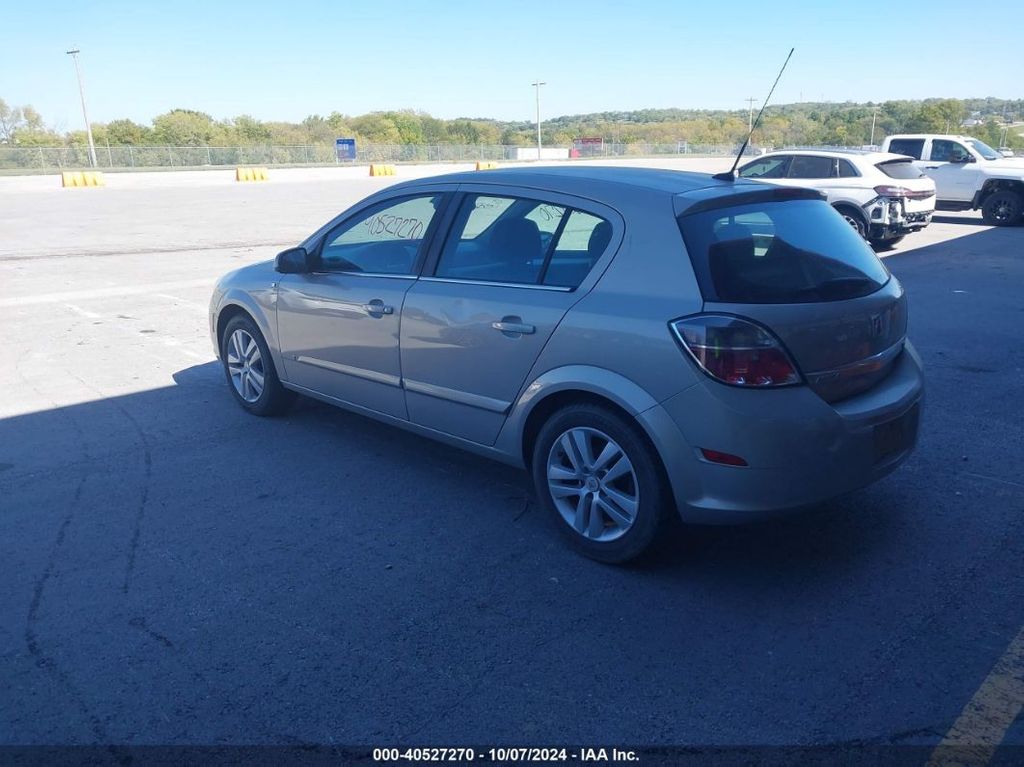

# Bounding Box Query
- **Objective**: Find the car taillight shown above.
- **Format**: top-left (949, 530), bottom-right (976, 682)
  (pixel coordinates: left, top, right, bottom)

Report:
top-left (670, 315), bottom-right (801, 387)
top-left (874, 185), bottom-right (912, 198)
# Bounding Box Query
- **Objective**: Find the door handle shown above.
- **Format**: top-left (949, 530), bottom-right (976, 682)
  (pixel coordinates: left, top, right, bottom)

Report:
top-left (362, 300), bottom-right (394, 315)
top-left (924, 165), bottom-right (939, 169)
top-left (492, 320), bottom-right (535, 335)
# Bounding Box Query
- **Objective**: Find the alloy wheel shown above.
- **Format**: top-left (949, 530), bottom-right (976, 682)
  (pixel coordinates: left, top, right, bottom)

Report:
top-left (841, 213), bottom-right (865, 236)
top-left (991, 200), bottom-right (1014, 224)
top-left (226, 328), bottom-right (265, 403)
top-left (546, 427), bottom-right (640, 542)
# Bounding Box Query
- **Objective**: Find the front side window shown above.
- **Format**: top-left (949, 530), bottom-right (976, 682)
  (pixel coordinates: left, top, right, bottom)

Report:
top-left (887, 138), bottom-right (925, 160)
top-left (677, 199), bottom-right (890, 304)
top-left (930, 140), bottom-right (970, 163)
top-left (738, 156), bottom-right (791, 179)
top-left (435, 194), bottom-right (609, 288)
top-left (787, 155), bottom-right (835, 179)
top-left (319, 194), bottom-right (442, 274)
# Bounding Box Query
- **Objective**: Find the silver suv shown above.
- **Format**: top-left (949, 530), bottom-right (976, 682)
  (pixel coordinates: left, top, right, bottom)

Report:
top-left (211, 167), bottom-right (924, 562)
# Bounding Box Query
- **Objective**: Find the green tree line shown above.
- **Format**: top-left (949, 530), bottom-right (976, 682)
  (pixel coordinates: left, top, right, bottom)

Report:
top-left (2, 97), bottom-right (1022, 150)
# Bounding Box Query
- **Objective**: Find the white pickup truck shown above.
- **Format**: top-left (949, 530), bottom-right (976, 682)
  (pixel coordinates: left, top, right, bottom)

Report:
top-left (881, 134), bottom-right (1024, 225)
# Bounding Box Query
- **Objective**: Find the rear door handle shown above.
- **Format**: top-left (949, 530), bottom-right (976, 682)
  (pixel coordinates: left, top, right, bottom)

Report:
top-left (362, 300), bottom-right (394, 315)
top-left (492, 320), bottom-right (535, 335)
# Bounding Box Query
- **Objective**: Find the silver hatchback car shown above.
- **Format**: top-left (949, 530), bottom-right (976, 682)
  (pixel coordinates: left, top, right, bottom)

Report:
top-left (210, 167), bottom-right (923, 562)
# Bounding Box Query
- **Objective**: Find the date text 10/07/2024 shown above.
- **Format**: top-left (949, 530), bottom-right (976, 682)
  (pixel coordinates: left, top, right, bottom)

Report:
top-left (373, 747), bottom-right (640, 762)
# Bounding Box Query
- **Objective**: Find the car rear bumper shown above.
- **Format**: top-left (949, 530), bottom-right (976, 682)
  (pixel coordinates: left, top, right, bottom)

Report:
top-left (638, 341), bottom-right (924, 524)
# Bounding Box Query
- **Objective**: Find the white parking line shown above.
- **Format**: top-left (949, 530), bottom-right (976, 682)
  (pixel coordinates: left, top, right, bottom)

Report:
top-left (155, 293), bottom-right (210, 312)
top-left (0, 279), bottom-right (214, 308)
top-left (64, 303), bottom-right (103, 319)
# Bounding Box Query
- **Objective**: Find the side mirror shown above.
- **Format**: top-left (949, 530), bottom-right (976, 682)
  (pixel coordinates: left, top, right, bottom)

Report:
top-left (275, 246), bottom-right (311, 274)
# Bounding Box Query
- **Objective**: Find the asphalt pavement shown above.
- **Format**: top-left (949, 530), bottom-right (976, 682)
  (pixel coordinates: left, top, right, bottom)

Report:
top-left (1, 169), bottom-right (1022, 755)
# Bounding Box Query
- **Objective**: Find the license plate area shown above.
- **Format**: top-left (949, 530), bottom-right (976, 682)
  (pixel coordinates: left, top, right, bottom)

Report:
top-left (873, 403), bottom-right (920, 463)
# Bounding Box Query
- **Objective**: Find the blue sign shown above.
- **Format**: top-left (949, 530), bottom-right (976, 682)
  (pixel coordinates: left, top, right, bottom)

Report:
top-left (335, 138), bottom-right (356, 161)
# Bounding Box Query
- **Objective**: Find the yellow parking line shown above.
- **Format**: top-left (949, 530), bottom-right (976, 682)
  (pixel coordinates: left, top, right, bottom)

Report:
top-left (928, 625), bottom-right (1024, 766)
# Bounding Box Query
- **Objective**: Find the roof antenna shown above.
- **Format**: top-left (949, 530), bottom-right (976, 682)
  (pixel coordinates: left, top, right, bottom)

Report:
top-left (713, 47), bottom-right (795, 181)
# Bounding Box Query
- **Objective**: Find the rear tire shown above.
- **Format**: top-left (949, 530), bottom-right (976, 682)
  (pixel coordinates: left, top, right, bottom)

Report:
top-left (220, 314), bottom-right (296, 416)
top-left (981, 191), bottom-right (1023, 226)
top-left (531, 403), bottom-right (673, 564)
top-left (835, 205), bottom-right (868, 239)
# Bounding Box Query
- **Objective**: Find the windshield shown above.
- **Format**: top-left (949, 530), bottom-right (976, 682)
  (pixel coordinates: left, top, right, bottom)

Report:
top-left (966, 138), bottom-right (1002, 160)
top-left (677, 200), bottom-right (890, 304)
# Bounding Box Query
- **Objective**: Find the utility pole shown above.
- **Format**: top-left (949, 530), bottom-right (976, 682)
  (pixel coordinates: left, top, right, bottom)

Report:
top-left (745, 97), bottom-right (757, 133)
top-left (870, 106), bottom-right (879, 148)
top-left (66, 48), bottom-right (98, 168)
top-left (532, 79), bottom-right (546, 160)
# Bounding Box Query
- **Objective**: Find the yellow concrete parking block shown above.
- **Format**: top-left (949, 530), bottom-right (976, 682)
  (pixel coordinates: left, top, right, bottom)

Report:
top-left (235, 166), bottom-right (269, 182)
top-left (61, 170), bottom-right (105, 187)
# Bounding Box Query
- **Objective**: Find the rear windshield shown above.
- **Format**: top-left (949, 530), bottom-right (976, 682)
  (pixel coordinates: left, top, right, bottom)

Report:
top-left (876, 160), bottom-right (926, 179)
top-left (887, 138), bottom-right (925, 159)
top-left (677, 200), bottom-right (890, 304)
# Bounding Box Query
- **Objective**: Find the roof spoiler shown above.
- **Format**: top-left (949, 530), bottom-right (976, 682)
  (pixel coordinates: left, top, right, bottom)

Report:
top-left (675, 185), bottom-right (825, 217)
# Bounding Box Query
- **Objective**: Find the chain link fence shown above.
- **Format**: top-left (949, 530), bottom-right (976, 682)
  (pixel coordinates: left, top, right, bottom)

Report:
top-left (0, 142), bottom-right (762, 173)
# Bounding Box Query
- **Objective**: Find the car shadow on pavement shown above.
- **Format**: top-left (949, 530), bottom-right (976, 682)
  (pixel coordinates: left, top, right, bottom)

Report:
top-left (5, 221), bottom-right (1019, 605)
top-left (170, 361), bottom-right (900, 580)
top-left (0, 359), bottom-right (913, 603)
top-left (180, 362), bottom-right (909, 573)
top-left (5, 222), bottom-right (1024, 748)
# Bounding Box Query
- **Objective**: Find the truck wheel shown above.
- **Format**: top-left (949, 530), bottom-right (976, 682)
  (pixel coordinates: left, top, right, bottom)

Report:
top-left (981, 191), bottom-right (1023, 226)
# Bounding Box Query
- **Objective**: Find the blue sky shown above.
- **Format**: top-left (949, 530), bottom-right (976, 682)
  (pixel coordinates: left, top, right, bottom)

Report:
top-left (3, 0), bottom-right (1020, 129)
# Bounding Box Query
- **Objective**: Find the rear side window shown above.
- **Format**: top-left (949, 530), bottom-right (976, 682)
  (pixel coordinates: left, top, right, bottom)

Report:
top-left (876, 160), bottom-right (926, 179)
top-left (787, 156), bottom-right (834, 179)
top-left (887, 139), bottom-right (925, 160)
top-left (435, 194), bottom-right (609, 288)
top-left (543, 210), bottom-right (611, 288)
top-left (677, 200), bottom-right (890, 304)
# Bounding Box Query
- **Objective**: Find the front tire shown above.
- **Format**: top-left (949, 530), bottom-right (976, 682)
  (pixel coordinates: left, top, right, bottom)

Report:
top-left (220, 314), bottom-right (295, 416)
top-left (981, 191), bottom-right (1023, 226)
top-left (531, 403), bottom-right (672, 563)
